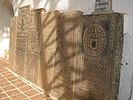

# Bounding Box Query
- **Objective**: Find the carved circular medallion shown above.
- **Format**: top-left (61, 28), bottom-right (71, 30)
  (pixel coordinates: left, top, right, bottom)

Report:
top-left (83, 24), bottom-right (106, 56)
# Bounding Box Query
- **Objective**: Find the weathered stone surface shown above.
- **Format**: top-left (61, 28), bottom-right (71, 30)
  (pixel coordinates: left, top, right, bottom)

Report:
top-left (9, 17), bottom-right (17, 72)
top-left (9, 5), bottom-right (123, 100)
top-left (39, 10), bottom-right (59, 93)
top-left (74, 13), bottom-right (123, 100)
top-left (15, 6), bottom-right (45, 84)
top-left (52, 11), bottom-right (83, 99)
top-left (15, 5), bottom-right (30, 77)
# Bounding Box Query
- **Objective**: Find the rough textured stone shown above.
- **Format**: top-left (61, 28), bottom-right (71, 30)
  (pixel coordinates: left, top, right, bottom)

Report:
top-left (39, 10), bottom-right (59, 93)
top-left (74, 13), bottom-right (123, 100)
top-left (9, 5), bottom-right (123, 100)
top-left (15, 6), bottom-right (46, 84)
top-left (15, 5), bottom-right (30, 77)
top-left (52, 11), bottom-right (83, 100)
top-left (9, 17), bottom-right (17, 72)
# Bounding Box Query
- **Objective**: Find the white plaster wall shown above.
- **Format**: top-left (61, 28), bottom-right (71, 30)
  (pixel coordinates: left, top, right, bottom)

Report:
top-left (7, 0), bottom-right (133, 100)
top-left (10, 0), bottom-right (95, 16)
top-left (112, 1), bottom-right (133, 100)
top-left (0, 0), bottom-right (13, 57)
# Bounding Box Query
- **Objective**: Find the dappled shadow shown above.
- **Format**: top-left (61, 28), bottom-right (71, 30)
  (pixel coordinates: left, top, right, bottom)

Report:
top-left (39, 9), bottom-right (94, 99)
top-left (8, 1), bottom-right (123, 100)
top-left (52, 15), bottom-right (80, 99)
top-left (39, 11), bottom-right (59, 93)
top-left (8, 1), bottom-right (100, 100)
top-left (39, 9), bottom-right (109, 99)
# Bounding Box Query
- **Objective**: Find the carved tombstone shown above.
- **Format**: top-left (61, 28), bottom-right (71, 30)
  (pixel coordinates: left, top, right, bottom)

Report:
top-left (9, 5), bottom-right (123, 100)
top-left (39, 10), bottom-right (59, 93)
top-left (15, 6), bottom-right (29, 77)
top-left (74, 13), bottom-right (123, 100)
top-left (15, 6), bottom-right (44, 84)
top-left (52, 11), bottom-right (83, 99)
top-left (24, 9), bottom-right (42, 84)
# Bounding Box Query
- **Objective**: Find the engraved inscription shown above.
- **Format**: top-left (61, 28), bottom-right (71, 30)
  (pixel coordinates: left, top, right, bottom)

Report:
top-left (10, 6), bottom-right (123, 100)
top-left (83, 24), bottom-right (107, 56)
top-left (79, 58), bottom-right (106, 98)
top-left (95, 0), bottom-right (111, 11)
top-left (27, 12), bottom-right (39, 55)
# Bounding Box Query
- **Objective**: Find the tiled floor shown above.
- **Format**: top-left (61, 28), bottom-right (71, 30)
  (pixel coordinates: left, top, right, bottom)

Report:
top-left (0, 58), bottom-right (53, 100)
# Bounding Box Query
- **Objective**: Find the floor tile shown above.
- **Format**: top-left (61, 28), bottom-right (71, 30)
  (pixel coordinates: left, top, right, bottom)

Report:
top-left (0, 58), bottom-right (53, 100)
